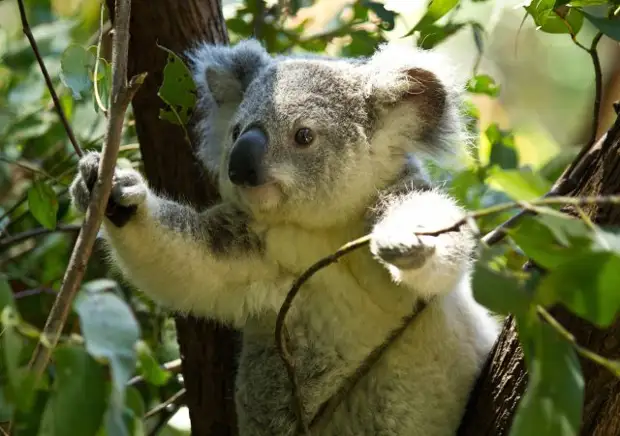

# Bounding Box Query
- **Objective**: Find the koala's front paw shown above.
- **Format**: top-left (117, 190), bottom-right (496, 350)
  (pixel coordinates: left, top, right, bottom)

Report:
top-left (370, 221), bottom-right (436, 270)
top-left (69, 152), bottom-right (147, 227)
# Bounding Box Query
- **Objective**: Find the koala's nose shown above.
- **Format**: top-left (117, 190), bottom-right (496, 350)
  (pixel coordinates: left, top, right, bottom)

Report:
top-left (228, 128), bottom-right (269, 187)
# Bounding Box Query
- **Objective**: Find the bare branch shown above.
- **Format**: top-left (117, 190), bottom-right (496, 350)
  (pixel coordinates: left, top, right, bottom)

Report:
top-left (0, 224), bottom-right (80, 251)
top-left (128, 358), bottom-right (183, 386)
top-left (15, 0), bottom-right (83, 157)
top-left (26, 0), bottom-right (143, 385)
top-left (144, 388), bottom-right (187, 419)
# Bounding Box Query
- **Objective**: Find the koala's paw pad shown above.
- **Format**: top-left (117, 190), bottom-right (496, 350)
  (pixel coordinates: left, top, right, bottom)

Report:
top-left (370, 226), bottom-right (436, 270)
top-left (69, 151), bottom-right (147, 227)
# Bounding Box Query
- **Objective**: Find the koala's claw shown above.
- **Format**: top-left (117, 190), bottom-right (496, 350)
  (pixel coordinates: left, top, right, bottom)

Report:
top-left (370, 228), bottom-right (436, 270)
top-left (69, 151), bottom-right (147, 228)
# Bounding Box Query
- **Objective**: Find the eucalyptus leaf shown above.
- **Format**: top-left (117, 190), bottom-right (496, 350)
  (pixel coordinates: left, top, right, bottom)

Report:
top-left (467, 74), bottom-right (500, 97)
top-left (136, 341), bottom-right (172, 387)
top-left (486, 167), bottom-right (551, 201)
top-left (28, 180), bottom-right (59, 230)
top-left (582, 11), bottom-right (620, 42)
top-left (60, 44), bottom-right (96, 100)
top-left (39, 346), bottom-right (107, 436)
top-left (510, 319), bottom-right (583, 436)
top-left (157, 44), bottom-right (197, 128)
top-left (472, 263), bottom-right (531, 316)
top-left (537, 252), bottom-right (620, 327)
top-left (405, 0), bottom-right (460, 36)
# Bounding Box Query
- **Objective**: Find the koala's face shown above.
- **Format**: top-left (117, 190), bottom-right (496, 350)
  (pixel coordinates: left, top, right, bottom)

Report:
top-left (218, 60), bottom-right (381, 225)
top-left (191, 40), bottom-right (465, 228)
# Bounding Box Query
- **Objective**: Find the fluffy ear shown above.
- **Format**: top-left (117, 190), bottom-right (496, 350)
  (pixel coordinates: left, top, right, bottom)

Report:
top-left (188, 39), bottom-right (271, 105)
top-left (185, 39), bottom-right (271, 179)
top-left (362, 43), bottom-right (468, 159)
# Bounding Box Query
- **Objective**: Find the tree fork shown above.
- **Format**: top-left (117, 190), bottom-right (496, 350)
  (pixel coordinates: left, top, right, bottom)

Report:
top-left (458, 115), bottom-right (620, 435)
top-left (103, 0), bottom-right (238, 434)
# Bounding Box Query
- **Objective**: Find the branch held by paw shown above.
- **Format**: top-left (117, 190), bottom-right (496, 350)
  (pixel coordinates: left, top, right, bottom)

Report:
top-left (27, 0), bottom-right (144, 385)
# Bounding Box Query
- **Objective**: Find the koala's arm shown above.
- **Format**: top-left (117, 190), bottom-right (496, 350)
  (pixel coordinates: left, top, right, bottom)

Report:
top-left (369, 169), bottom-right (475, 300)
top-left (70, 153), bottom-right (290, 326)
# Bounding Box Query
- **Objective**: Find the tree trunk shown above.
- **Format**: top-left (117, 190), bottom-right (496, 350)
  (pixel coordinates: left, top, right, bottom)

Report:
top-left (104, 1), bottom-right (238, 435)
top-left (458, 117), bottom-right (620, 435)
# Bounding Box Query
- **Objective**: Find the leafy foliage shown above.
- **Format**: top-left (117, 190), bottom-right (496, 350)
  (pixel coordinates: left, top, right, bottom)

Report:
top-left (2, 0), bottom-right (620, 435)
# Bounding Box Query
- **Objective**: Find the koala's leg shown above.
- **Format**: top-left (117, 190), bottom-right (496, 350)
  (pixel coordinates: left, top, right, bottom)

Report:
top-left (369, 188), bottom-right (475, 300)
top-left (70, 152), bottom-right (290, 326)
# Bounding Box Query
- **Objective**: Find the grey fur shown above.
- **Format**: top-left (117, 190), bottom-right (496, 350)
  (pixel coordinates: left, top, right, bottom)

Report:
top-left (70, 40), bottom-right (498, 436)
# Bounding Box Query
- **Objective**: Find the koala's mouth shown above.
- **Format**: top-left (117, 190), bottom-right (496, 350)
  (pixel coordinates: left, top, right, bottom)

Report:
top-left (236, 180), bottom-right (283, 211)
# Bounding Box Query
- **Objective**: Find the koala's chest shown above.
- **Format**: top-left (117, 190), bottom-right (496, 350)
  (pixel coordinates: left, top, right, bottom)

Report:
top-left (260, 224), bottom-right (414, 319)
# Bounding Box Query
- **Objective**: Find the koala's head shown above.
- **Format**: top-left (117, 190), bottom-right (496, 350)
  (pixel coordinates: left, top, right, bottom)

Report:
top-left (188, 40), bottom-right (468, 228)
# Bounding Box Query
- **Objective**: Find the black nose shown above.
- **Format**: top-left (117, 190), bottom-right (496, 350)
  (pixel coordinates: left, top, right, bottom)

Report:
top-left (228, 128), bottom-right (269, 187)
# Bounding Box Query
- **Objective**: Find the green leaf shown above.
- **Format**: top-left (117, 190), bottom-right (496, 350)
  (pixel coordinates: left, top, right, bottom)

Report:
top-left (299, 37), bottom-right (328, 53)
top-left (472, 263), bottom-right (531, 316)
top-left (405, 0), bottom-right (460, 36)
top-left (74, 291), bottom-right (140, 436)
top-left (93, 58), bottom-right (111, 114)
top-left (510, 319), bottom-right (583, 436)
top-left (467, 74), bottom-right (500, 97)
top-left (341, 30), bottom-right (382, 57)
top-left (509, 215), bottom-right (593, 271)
top-left (75, 291), bottom-right (140, 391)
top-left (524, 1), bottom-right (583, 34)
top-left (123, 386), bottom-right (145, 436)
top-left (486, 124), bottom-right (518, 170)
top-left (136, 341), bottom-right (172, 387)
top-left (60, 44), bottom-right (96, 100)
top-left (565, 0), bottom-right (608, 5)
top-left (1, 307), bottom-right (36, 412)
top-left (417, 23), bottom-right (465, 49)
top-left (363, 1), bottom-right (398, 31)
top-left (486, 167), bottom-right (551, 201)
top-left (226, 17), bottom-right (252, 35)
top-left (537, 252), bottom-right (620, 327)
top-left (582, 11), bottom-right (620, 42)
top-left (0, 387), bottom-right (14, 422)
top-left (28, 180), bottom-right (59, 230)
top-left (157, 44), bottom-right (197, 128)
top-left (39, 346), bottom-right (107, 436)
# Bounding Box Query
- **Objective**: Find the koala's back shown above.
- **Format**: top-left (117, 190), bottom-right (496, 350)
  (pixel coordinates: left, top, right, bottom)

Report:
top-left (233, 223), bottom-right (498, 436)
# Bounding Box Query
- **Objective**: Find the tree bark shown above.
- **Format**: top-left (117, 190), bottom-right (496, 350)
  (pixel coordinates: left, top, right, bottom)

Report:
top-left (104, 1), bottom-right (238, 435)
top-left (458, 117), bottom-right (620, 436)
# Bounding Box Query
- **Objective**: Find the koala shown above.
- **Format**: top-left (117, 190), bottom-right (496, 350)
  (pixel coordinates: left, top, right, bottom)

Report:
top-left (70, 39), bottom-right (499, 436)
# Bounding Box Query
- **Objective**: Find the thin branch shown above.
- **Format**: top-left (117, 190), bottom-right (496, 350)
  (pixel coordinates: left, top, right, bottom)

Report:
top-left (0, 155), bottom-right (66, 186)
top-left (144, 388), bottom-right (187, 419)
top-left (128, 358), bottom-right (183, 386)
top-left (15, 0), bottom-right (82, 157)
top-left (480, 30), bottom-right (606, 246)
top-left (275, 194), bottom-right (620, 432)
top-left (93, 1), bottom-right (109, 117)
top-left (0, 224), bottom-right (80, 251)
top-left (147, 403), bottom-right (182, 436)
top-left (309, 300), bottom-right (428, 432)
top-left (274, 234), bottom-right (371, 434)
top-left (26, 0), bottom-right (143, 386)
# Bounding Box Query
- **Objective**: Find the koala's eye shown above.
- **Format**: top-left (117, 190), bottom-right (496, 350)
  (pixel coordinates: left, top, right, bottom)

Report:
top-left (232, 125), bottom-right (241, 142)
top-left (294, 127), bottom-right (314, 147)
